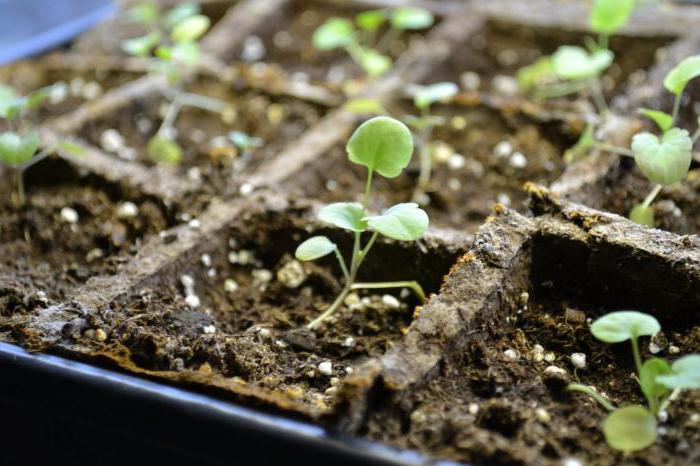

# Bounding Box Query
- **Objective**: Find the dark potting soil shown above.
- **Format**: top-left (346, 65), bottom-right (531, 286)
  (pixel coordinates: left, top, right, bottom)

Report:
top-left (360, 294), bottom-right (700, 466)
top-left (0, 158), bottom-right (172, 305)
top-left (77, 78), bottom-right (325, 190)
top-left (284, 102), bottom-right (575, 231)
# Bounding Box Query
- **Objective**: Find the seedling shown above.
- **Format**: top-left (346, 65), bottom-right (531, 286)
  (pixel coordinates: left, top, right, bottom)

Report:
top-left (517, 0), bottom-right (633, 114)
top-left (567, 311), bottom-right (700, 453)
top-left (312, 7), bottom-right (434, 77)
top-left (122, 2), bottom-right (230, 165)
top-left (295, 117), bottom-right (429, 329)
top-left (0, 84), bottom-right (58, 206)
top-left (228, 131), bottom-right (264, 161)
top-left (404, 82), bottom-right (458, 203)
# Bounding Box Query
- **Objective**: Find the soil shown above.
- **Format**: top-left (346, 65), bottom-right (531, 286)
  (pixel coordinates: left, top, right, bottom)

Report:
top-left (360, 292), bottom-right (700, 466)
top-left (226, 0), bottom-right (437, 86)
top-left (77, 76), bottom-right (325, 192)
top-left (284, 100), bottom-right (576, 231)
top-left (424, 19), bottom-right (673, 106)
top-left (48, 204), bottom-right (460, 410)
top-left (0, 158), bottom-right (172, 304)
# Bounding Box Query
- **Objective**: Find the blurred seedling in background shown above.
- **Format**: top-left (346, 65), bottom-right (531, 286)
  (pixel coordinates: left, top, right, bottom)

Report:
top-left (0, 84), bottom-right (83, 206)
top-left (587, 55), bottom-right (700, 226)
top-left (294, 117), bottom-right (429, 329)
top-left (312, 7), bottom-right (434, 78)
top-left (122, 2), bottom-right (231, 165)
top-left (568, 311), bottom-right (700, 453)
top-left (404, 82), bottom-right (458, 204)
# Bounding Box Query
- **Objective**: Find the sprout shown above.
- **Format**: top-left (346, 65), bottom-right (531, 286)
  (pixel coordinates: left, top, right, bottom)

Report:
top-left (589, 0), bottom-right (635, 40)
top-left (121, 3), bottom-right (231, 166)
top-left (551, 46), bottom-right (613, 82)
top-left (294, 117), bottom-right (429, 329)
top-left (630, 129), bottom-right (692, 186)
top-left (568, 310), bottom-right (700, 452)
top-left (312, 7), bottom-right (433, 78)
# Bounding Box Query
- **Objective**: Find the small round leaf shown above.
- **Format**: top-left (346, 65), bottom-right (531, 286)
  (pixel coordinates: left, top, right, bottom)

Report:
top-left (171, 15), bottom-right (210, 43)
top-left (631, 128), bottom-right (692, 186)
top-left (170, 41), bottom-right (200, 65)
top-left (365, 203), bottom-right (429, 241)
top-left (356, 10), bottom-right (386, 31)
top-left (312, 18), bottom-right (355, 50)
top-left (656, 354), bottom-right (700, 390)
top-left (413, 82), bottom-right (458, 109)
top-left (346, 116), bottom-right (413, 178)
top-left (127, 3), bottom-right (159, 24)
top-left (295, 236), bottom-right (337, 261)
top-left (638, 108), bottom-right (673, 133)
top-left (122, 31), bottom-right (162, 57)
top-left (164, 3), bottom-right (200, 28)
top-left (147, 136), bottom-right (182, 165)
top-left (391, 7), bottom-right (434, 30)
top-left (552, 46), bottom-right (613, 81)
top-left (639, 357), bottom-right (671, 399)
top-left (318, 202), bottom-right (368, 232)
top-left (343, 98), bottom-right (387, 116)
top-left (663, 55), bottom-right (700, 96)
top-left (591, 311), bottom-right (660, 343)
top-left (629, 204), bottom-right (655, 227)
top-left (603, 406), bottom-right (657, 453)
top-left (0, 131), bottom-right (39, 166)
top-left (357, 48), bottom-right (392, 76)
top-left (589, 0), bottom-right (635, 36)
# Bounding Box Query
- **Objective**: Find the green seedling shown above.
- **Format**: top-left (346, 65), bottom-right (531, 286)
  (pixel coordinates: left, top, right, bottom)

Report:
top-left (228, 130), bottom-right (264, 161)
top-left (0, 84), bottom-right (59, 206)
top-left (404, 82), bottom-right (458, 203)
top-left (295, 117), bottom-right (429, 329)
top-left (122, 2), bottom-right (230, 165)
top-left (567, 311), bottom-right (700, 453)
top-left (517, 0), bottom-right (633, 114)
top-left (589, 55), bottom-right (700, 226)
top-left (312, 7), bottom-right (434, 77)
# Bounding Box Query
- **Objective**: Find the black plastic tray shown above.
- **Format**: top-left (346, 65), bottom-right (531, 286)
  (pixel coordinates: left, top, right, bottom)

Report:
top-left (0, 341), bottom-right (462, 466)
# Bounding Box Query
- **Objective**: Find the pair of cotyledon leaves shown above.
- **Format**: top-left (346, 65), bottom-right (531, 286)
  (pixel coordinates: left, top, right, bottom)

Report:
top-left (296, 117), bottom-right (429, 262)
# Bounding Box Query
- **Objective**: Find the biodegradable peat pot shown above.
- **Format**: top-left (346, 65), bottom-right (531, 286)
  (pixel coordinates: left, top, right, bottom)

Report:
top-left (333, 187), bottom-right (700, 465)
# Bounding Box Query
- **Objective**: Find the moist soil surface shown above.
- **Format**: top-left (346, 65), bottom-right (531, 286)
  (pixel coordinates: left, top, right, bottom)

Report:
top-left (285, 101), bottom-right (575, 231)
top-left (361, 293), bottom-right (700, 466)
top-left (0, 159), bottom-right (172, 305)
top-left (77, 77), bottom-right (324, 191)
top-left (228, 0), bottom-right (436, 85)
top-left (71, 206), bottom-right (457, 410)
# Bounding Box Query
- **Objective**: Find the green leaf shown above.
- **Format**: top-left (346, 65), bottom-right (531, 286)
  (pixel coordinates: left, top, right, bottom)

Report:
top-left (343, 98), bottom-right (387, 116)
top-left (0, 131), bottom-right (39, 166)
top-left (346, 116), bottom-right (413, 178)
top-left (170, 41), bottom-right (200, 65)
top-left (391, 7), bottom-right (434, 30)
top-left (603, 406), bottom-right (657, 453)
top-left (516, 56), bottom-right (555, 89)
top-left (365, 203), bottom-right (429, 241)
top-left (295, 236), bottom-right (337, 261)
top-left (631, 128), bottom-right (692, 185)
top-left (147, 136), bottom-right (182, 165)
top-left (0, 84), bottom-right (20, 119)
top-left (356, 48), bottom-right (392, 76)
top-left (171, 15), bottom-right (210, 43)
top-left (591, 311), bottom-right (660, 343)
top-left (25, 86), bottom-right (52, 110)
top-left (312, 18), bottom-right (356, 50)
top-left (356, 10), bottom-right (386, 31)
top-left (403, 114), bottom-right (444, 131)
top-left (127, 2), bottom-right (159, 24)
top-left (121, 31), bottom-right (162, 57)
top-left (589, 0), bottom-right (635, 36)
top-left (229, 131), bottom-right (263, 150)
top-left (57, 141), bottom-right (87, 156)
top-left (318, 202), bottom-right (368, 232)
top-left (639, 357), bottom-right (671, 400)
top-left (656, 354), bottom-right (700, 390)
top-left (639, 108), bottom-right (673, 133)
top-left (663, 55), bottom-right (700, 96)
top-left (413, 82), bottom-right (458, 109)
top-left (551, 46), bottom-right (613, 81)
top-left (564, 124), bottom-right (595, 163)
top-left (164, 3), bottom-right (200, 28)
top-left (629, 204), bottom-right (655, 227)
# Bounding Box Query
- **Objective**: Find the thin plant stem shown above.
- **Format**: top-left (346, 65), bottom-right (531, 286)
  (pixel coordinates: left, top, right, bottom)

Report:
top-left (691, 126), bottom-right (700, 145)
top-left (356, 231), bottom-right (379, 270)
top-left (599, 34), bottom-right (609, 50)
top-left (352, 281), bottom-right (426, 302)
top-left (307, 286), bottom-right (352, 329)
top-left (20, 147), bottom-right (53, 171)
top-left (641, 184), bottom-right (663, 209)
top-left (363, 169), bottom-right (373, 208)
top-left (592, 142), bottom-right (634, 157)
top-left (14, 169), bottom-right (25, 207)
top-left (334, 249), bottom-right (350, 281)
top-left (157, 93), bottom-right (183, 136)
top-left (178, 92), bottom-right (229, 113)
top-left (630, 335), bottom-right (643, 376)
top-left (567, 383), bottom-right (616, 412)
top-left (413, 107), bottom-right (433, 202)
top-left (590, 77), bottom-right (609, 116)
top-left (671, 92), bottom-right (682, 126)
